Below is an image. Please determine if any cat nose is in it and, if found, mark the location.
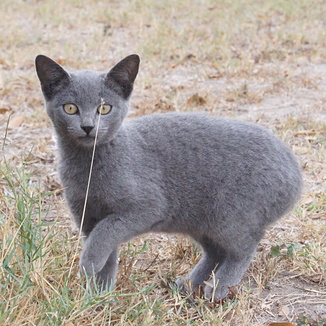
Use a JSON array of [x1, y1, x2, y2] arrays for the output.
[[81, 126, 94, 135]]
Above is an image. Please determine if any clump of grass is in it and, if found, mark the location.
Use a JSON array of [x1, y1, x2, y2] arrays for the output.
[[0, 160, 161, 324], [1, 162, 64, 323]]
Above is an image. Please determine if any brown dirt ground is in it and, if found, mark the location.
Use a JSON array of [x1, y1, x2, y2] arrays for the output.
[[0, 1, 325, 325]]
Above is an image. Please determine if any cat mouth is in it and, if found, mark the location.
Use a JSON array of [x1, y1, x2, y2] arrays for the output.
[[79, 134, 95, 139], [78, 135, 96, 145]]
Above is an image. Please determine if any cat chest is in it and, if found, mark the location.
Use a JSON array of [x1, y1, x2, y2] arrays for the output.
[[61, 166, 134, 225], [63, 174, 117, 210]]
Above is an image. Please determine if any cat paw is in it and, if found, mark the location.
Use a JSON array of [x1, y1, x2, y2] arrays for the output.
[[80, 248, 105, 276], [204, 282, 237, 301], [174, 276, 192, 293], [175, 276, 236, 301], [175, 276, 205, 298], [79, 256, 97, 276]]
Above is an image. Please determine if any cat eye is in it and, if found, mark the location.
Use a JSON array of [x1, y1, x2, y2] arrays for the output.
[[63, 103, 78, 115], [97, 104, 112, 115]]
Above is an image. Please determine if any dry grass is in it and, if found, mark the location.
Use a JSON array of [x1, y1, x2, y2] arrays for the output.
[[0, 0, 325, 325]]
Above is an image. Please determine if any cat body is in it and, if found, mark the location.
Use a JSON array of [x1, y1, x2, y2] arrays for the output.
[[35, 55, 302, 300]]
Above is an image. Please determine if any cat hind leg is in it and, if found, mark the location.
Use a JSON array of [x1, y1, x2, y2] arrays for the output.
[[175, 238, 227, 295], [204, 250, 256, 300], [175, 234, 259, 301]]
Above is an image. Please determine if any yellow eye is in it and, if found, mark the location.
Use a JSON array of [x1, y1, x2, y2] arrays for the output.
[[63, 103, 78, 115], [97, 104, 112, 115]]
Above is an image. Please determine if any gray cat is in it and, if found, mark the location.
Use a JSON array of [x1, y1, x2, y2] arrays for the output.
[[35, 54, 302, 300]]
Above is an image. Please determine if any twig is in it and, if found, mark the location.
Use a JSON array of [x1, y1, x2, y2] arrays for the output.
[[142, 253, 159, 272]]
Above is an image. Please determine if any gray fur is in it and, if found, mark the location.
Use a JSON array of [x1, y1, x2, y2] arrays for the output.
[[35, 54, 302, 300]]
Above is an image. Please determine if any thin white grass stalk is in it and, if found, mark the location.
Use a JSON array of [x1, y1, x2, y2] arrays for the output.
[[68, 99, 105, 280], [211, 272, 217, 302]]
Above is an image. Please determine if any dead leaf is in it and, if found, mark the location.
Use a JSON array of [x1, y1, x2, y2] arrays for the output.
[[0, 107, 10, 114], [56, 58, 66, 65], [64, 323, 75, 326], [187, 93, 207, 106], [294, 130, 317, 136], [7, 115, 24, 129], [226, 97, 236, 102]]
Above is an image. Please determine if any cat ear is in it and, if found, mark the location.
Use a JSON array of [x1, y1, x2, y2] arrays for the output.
[[105, 54, 140, 99], [35, 55, 70, 100]]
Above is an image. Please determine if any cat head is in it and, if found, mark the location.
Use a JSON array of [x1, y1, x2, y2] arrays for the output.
[[35, 54, 140, 147]]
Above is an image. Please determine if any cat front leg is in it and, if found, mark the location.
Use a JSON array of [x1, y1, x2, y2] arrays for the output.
[[175, 237, 227, 296], [95, 248, 119, 290], [79, 212, 147, 282], [79, 235, 111, 277]]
